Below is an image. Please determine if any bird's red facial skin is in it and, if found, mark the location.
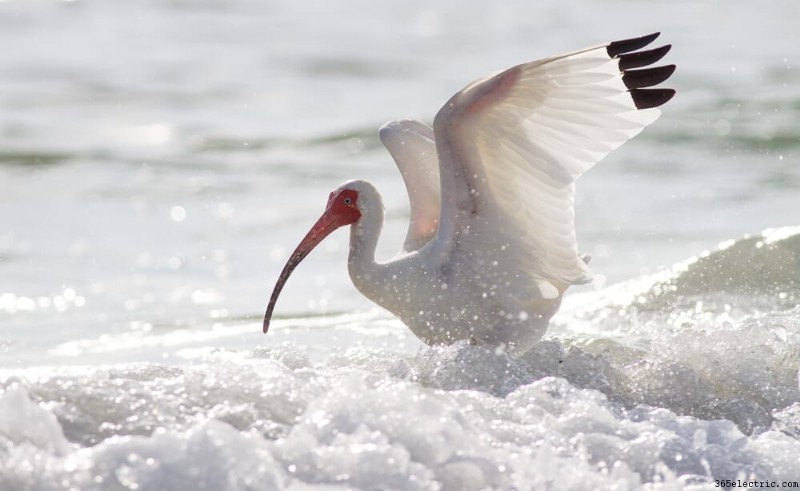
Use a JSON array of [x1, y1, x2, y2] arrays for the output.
[[327, 189, 361, 225]]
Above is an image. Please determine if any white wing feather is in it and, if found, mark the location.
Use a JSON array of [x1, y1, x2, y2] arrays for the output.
[[379, 120, 441, 252], [430, 34, 674, 299]]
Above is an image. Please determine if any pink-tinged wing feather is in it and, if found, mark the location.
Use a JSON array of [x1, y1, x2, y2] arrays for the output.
[[431, 33, 675, 298], [379, 120, 441, 252]]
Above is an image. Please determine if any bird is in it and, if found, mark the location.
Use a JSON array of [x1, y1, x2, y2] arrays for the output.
[[262, 32, 675, 354]]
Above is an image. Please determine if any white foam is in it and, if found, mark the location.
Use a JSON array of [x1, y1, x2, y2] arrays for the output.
[[0, 385, 70, 456], [2, 323, 800, 490]]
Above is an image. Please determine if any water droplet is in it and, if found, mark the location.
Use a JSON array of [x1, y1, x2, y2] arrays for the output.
[[167, 256, 183, 270], [170, 206, 186, 222]]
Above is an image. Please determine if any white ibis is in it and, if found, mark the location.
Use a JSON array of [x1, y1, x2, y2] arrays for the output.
[[263, 33, 675, 354]]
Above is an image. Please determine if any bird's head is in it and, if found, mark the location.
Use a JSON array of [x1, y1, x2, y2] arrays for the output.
[[262, 182, 366, 333]]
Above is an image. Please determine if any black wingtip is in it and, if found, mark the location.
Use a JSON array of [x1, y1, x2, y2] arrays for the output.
[[618, 45, 672, 70], [622, 64, 676, 89], [630, 88, 676, 109], [606, 33, 676, 109], [607, 32, 660, 58]]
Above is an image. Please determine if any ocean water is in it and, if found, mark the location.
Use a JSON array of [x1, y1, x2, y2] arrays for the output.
[[2, 0, 800, 489]]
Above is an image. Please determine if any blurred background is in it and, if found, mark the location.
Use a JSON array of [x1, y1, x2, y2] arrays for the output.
[[1, 0, 798, 365]]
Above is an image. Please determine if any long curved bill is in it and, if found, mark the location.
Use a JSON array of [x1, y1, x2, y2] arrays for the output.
[[262, 208, 343, 333]]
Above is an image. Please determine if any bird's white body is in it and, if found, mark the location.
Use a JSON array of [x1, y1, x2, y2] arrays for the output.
[[344, 180, 560, 353], [264, 33, 675, 354]]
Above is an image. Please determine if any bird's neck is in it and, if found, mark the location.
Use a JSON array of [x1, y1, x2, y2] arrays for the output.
[[348, 203, 383, 271], [347, 187, 387, 295]]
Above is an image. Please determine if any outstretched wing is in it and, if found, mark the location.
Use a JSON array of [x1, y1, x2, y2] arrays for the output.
[[379, 120, 441, 252], [431, 33, 675, 298]]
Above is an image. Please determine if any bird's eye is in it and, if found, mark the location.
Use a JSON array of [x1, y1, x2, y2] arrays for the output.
[[343, 197, 352, 205]]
